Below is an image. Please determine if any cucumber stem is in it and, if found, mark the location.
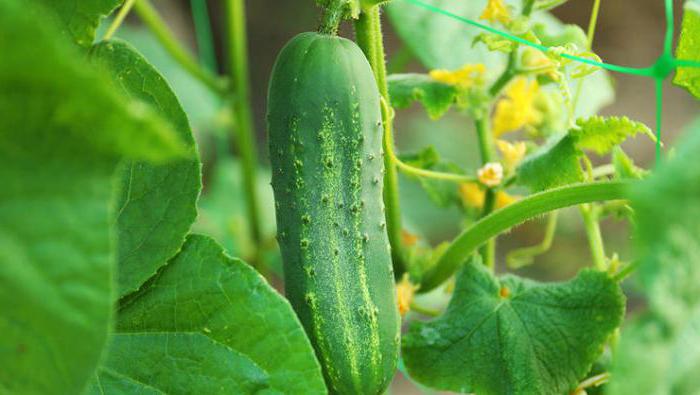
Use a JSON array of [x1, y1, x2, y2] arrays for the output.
[[319, 0, 346, 35], [224, 0, 264, 265], [354, 6, 407, 278]]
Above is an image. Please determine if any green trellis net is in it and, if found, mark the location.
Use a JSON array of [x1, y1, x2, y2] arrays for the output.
[[401, 0, 700, 161]]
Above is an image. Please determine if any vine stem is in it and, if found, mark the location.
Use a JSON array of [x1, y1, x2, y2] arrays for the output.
[[103, 0, 137, 40], [190, 0, 218, 72], [224, 0, 263, 261], [475, 116, 496, 270], [506, 210, 559, 269], [418, 181, 631, 293], [133, 0, 226, 94], [355, 6, 407, 277], [580, 205, 607, 270]]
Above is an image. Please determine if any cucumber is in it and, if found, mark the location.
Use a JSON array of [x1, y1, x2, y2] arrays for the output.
[[267, 32, 399, 395]]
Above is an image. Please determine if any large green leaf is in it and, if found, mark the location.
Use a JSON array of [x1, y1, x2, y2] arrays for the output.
[[87, 333, 270, 395], [517, 134, 583, 191], [91, 40, 202, 299], [674, 0, 700, 99], [35, 0, 121, 47], [402, 259, 624, 394], [609, 121, 700, 394], [92, 235, 326, 395], [0, 1, 183, 394]]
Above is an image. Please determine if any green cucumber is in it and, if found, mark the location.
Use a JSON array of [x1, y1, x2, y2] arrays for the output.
[[267, 32, 399, 395]]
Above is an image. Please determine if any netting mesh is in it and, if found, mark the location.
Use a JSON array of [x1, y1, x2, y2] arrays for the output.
[[402, 0, 700, 161]]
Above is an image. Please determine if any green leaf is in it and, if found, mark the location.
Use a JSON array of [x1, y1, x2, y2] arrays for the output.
[[402, 258, 624, 395], [609, 309, 700, 395], [400, 146, 463, 207], [609, 121, 700, 394], [674, 0, 700, 99], [0, 2, 183, 393], [388, 73, 461, 119], [99, 234, 326, 395], [631, 126, 700, 327], [35, 0, 121, 47], [87, 333, 270, 395], [517, 134, 583, 191], [572, 116, 654, 155], [91, 40, 202, 299]]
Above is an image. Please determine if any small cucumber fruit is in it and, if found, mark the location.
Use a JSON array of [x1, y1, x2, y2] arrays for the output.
[[267, 32, 399, 395]]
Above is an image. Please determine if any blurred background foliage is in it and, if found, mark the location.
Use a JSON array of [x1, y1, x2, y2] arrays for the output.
[[103, 1, 697, 392]]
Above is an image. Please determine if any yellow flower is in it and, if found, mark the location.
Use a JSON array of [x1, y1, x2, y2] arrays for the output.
[[496, 139, 527, 171], [459, 182, 485, 209], [480, 0, 511, 25], [492, 78, 542, 137], [429, 64, 486, 89], [495, 191, 520, 209], [478, 162, 504, 187], [396, 275, 418, 317]]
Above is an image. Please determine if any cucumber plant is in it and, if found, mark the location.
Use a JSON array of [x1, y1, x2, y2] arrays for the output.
[[1, 0, 700, 394]]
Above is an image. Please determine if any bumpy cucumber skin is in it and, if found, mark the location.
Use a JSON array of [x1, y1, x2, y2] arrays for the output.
[[267, 32, 399, 395]]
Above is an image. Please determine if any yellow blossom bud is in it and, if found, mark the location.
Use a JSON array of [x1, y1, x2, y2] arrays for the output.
[[478, 162, 504, 187], [480, 0, 511, 25]]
